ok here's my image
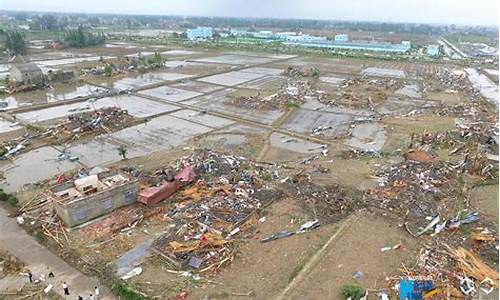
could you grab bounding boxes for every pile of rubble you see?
[151,149,285,271]
[426,70,476,96]
[283,66,320,78]
[318,76,402,108]
[367,159,451,226]
[226,78,316,111]
[281,172,359,224]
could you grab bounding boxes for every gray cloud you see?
[1,0,498,26]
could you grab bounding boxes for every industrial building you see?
[284,39,412,53]
[279,33,327,43]
[52,170,139,227]
[187,26,213,40]
[426,45,441,56]
[252,30,274,39]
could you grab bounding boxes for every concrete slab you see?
[344,122,387,152]
[240,67,283,75]
[319,76,345,85]
[375,97,437,115]
[197,70,266,87]
[270,133,325,154]
[138,86,202,102]
[395,84,421,98]
[361,67,406,78]
[1,147,80,193]
[465,68,498,105]
[161,50,199,56]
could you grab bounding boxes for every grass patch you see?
[34,231,45,243]
[285,101,300,110]
[340,283,365,300]
[112,282,147,300]
[0,188,18,207]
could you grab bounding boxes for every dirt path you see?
[0,207,116,299]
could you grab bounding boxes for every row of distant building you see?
[186,27,440,56]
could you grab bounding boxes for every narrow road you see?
[0,207,116,299]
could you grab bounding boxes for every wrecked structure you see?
[52,170,139,227]
[10,63,44,84]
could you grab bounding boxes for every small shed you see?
[10,63,44,83]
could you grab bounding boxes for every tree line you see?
[64,27,106,48]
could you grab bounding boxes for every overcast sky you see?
[1,0,498,26]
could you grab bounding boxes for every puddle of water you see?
[203,134,248,147]
[170,109,235,128]
[115,239,153,277]
[46,84,108,102]
[0,119,23,133]
[35,56,115,67]
[65,113,224,166]
[16,94,179,123]
[161,50,199,56]
[0,83,108,110]
[1,147,79,193]
[98,72,193,91]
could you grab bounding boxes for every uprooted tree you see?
[117,145,128,160]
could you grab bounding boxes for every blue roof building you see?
[187,27,213,40]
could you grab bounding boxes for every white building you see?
[334,34,349,42]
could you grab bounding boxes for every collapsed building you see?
[52,170,139,227]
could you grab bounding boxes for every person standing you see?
[62,281,70,295]
[28,271,33,283]
[89,293,95,300]
[94,286,100,299]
